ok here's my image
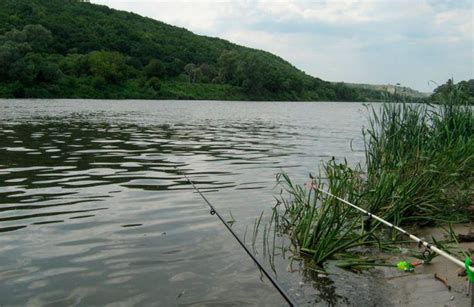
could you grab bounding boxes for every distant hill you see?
[0,0,388,101]
[345,83,430,98]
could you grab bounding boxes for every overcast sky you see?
[92,0,472,92]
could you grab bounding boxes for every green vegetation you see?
[274,86,473,267]
[431,79,474,105]
[0,0,387,101]
[361,96,473,225]
[276,170,371,265]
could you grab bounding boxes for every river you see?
[0,99,373,306]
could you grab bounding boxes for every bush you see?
[147,77,161,91]
[144,59,164,78]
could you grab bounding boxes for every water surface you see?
[0,99,370,306]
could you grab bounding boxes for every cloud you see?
[91,0,473,92]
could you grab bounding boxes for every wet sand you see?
[289,224,473,306]
[376,223,473,306]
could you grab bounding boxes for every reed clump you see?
[276,164,368,265]
[275,85,473,267]
[363,87,473,225]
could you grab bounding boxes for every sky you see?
[91,0,473,92]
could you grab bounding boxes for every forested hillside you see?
[0,0,384,101]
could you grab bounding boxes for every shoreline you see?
[378,223,473,306]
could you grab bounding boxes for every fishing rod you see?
[175,167,296,307]
[307,178,474,274]
[315,183,474,304]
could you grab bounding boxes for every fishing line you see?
[175,167,296,307]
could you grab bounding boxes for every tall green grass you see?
[275,85,473,266]
[276,162,372,266]
[362,88,473,225]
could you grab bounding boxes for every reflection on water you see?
[0,100,370,306]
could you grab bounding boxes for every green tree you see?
[196,63,216,83]
[36,62,62,83]
[146,77,161,91]
[59,54,89,76]
[88,51,129,83]
[8,58,34,83]
[217,50,239,84]
[0,43,23,80]
[184,63,197,83]
[23,24,52,51]
[164,58,184,77]
[144,59,164,78]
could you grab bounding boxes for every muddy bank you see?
[315,223,473,306]
[378,223,473,306]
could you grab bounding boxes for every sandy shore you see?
[376,223,473,306]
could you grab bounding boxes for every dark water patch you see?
[0,199,99,212]
[69,215,96,220]
[0,225,27,233]
[32,220,64,225]
[121,224,143,228]
[235,186,265,191]
[0,208,108,222]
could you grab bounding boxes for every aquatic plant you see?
[275,165,371,266]
[362,86,473,225]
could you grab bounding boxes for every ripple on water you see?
[0,100,369,305]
